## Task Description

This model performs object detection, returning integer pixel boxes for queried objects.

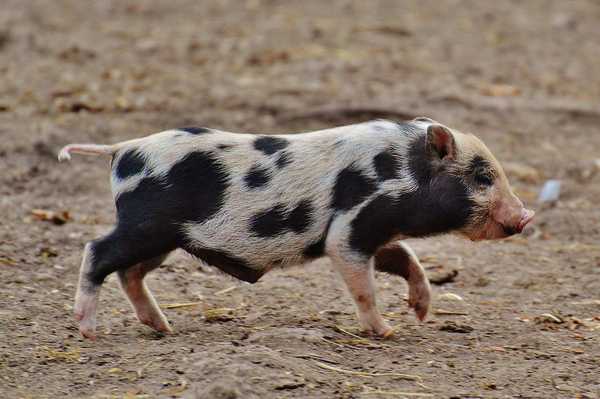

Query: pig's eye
[474,171,494,186]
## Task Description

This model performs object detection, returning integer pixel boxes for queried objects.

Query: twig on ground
[160,302,202,309]
[334,325,367,340]
[321,337,362,350]
[434,309,469,316]
[215,286,238,296]
[314,361,423,382]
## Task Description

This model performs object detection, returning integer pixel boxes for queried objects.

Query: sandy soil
[1,1,600,398]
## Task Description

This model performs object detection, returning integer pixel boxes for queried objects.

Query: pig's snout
[501,208,534,236]
[517,208,535,232]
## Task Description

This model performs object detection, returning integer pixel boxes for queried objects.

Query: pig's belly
[182,207,330,270]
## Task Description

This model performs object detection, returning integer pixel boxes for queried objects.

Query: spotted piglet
[58,118,534,340]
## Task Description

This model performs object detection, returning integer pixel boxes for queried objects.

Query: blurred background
[1,1,600,398]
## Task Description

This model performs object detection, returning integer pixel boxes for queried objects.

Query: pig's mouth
[501,224,519,237]
[467,209,535,241]
[470,222,517,240]
[471,222,507,240]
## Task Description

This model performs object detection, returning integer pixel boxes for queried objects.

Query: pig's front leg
[329,255,393,337]
[374,241,431,321]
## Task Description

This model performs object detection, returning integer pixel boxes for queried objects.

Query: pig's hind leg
[118,254,172,333]
[74,228,177,340]
[74,242,99,340]
[374,242,431,321]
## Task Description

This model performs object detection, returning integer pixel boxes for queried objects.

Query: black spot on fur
[349,175,473,256]
[407,135,432,185]
[303,218,333,259]
[254,136,289,155]
[244,164,271,189]
[115,151,229,241]
[302,237,325,259]
[303,237,326,258]
[331,166,377,211]
[250,205,288,237]
[374,245,411,279]
[348,195,397,257]
[179,127,211,135]
[373,149,400,181]
[85,152,230,285]
[287,199,314,234]
[275,151,293,169]
[88,227,176,285]
[165,152,230,221]
[115,149,146,179]
[217,144,233,151]
[184,246,263,283]
[250,200,315,237]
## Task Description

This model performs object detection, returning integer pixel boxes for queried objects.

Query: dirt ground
[1,1,600,398]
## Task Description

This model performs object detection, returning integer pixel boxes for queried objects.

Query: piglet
[59,118,534,340]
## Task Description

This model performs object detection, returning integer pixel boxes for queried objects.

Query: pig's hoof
[413,302,429,322]
[80,328,97,341]
[150,320,173,333]
[139,315,172,333]
[79,320,97,341]
[408,281,431,322]
[372,323,394,338]
[75,307,98,340]
[381,327,395,339]
[361,322,394,338]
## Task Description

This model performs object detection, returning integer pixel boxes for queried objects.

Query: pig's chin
[465,220,510,241]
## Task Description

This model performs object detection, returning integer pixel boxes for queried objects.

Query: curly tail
[58,143,120,162]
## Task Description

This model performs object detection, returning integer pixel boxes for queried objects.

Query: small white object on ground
[437,293,464,301]
[538,179,561,203]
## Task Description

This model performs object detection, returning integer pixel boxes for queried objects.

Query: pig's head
[410,118,534,241]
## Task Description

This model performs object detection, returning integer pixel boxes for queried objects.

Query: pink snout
[503,208,535,236]
[478,200,535,240]
[516,208,535,233]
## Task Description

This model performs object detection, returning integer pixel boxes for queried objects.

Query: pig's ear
[426,124,457,160]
